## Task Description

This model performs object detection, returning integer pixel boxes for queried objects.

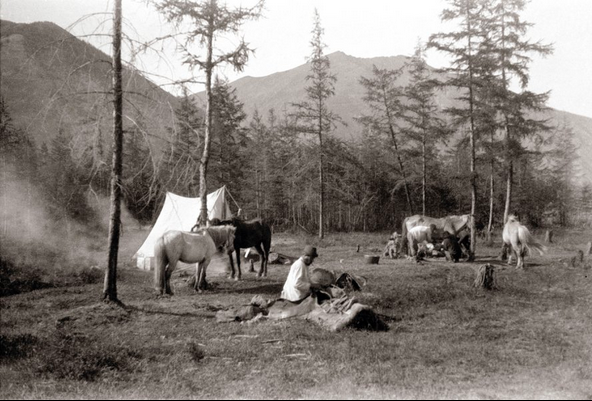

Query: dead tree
[103,0,123,304]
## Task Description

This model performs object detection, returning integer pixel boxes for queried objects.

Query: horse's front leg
[165,259,177,295]
[253,244,267,278]
[508,247,516,267]
[227,252,236,280]
[500,243,509,261]
[195,259,211,292]
[517,248,525,269]
[235,251,242,281]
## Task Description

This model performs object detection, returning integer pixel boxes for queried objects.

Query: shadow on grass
[473,257,509,266]
[124,304,217,319]
[228,282,284,296]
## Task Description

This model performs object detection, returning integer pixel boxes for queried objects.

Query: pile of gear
[384,230,471,263]
[215,268,387,332]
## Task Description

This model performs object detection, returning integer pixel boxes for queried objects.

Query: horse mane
[203,226,235,248]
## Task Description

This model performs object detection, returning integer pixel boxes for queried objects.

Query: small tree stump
[585,242,592,256]
[474,264,497,290]
[570,250,585,268]
[544,230,553,244]
[570,256,578,268]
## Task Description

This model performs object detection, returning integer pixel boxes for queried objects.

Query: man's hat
[303,245,319,258]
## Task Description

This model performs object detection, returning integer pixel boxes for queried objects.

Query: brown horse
[212,217,272,280]
[154,226,236,295]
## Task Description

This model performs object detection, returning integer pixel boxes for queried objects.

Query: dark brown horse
[212,217,272,280]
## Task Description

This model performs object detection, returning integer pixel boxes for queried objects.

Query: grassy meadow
[1,227,591,399]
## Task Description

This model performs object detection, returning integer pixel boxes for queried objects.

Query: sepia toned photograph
[1,0,591,398]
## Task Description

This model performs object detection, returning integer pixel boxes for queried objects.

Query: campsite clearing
[1,229,591,399]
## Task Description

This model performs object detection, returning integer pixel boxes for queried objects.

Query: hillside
[194,51,592,185]
[0,20,179,153]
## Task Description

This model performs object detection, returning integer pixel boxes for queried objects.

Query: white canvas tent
[135,186,232,270]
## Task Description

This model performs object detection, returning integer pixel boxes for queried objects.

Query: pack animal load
[401,214,470,256]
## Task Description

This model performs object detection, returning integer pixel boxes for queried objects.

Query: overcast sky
[2,0,591,118]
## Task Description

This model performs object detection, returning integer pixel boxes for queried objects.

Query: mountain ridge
[0,19,179,154]
[193,51,592,184]
[1,20,590,186]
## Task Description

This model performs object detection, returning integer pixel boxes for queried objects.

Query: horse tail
[154,236,168,293]
[518,227,547,256]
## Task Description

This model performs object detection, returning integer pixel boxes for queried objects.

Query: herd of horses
[392,213,546,267]
[153,212,546,296]
[154,218,272,295]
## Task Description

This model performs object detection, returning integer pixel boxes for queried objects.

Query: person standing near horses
[280,246,319,302]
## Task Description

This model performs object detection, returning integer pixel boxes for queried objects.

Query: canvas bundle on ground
[215,273,386,332]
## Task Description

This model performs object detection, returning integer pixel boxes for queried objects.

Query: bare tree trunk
[487,130,495,245]
[319,127,325,239]
[500,5,512,258]
[256,168,261,218]
[466,3,477,262]
[103,0,123,303]
[422,131,427,216]
[487,169,494,244]
[198,28,214,227]
[388,123,414,215]
[503,157,513,224]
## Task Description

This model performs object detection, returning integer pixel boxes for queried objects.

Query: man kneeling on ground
[280,246,319,302]
[442,231,462,263]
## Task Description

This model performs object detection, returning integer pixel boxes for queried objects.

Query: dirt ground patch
[1,229,591,399]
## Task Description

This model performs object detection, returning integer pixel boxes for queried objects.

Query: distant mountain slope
[0,20,179,153]
[194,51,591,185]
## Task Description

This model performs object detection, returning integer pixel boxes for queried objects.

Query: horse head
[507,214,519,223]
[452,214,471,233]
[223,226,236,254]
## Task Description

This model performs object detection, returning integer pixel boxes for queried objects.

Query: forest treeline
[1,78,590,237]
[2,0,592,247]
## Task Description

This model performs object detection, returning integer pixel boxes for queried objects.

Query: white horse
[502,215,546,269]
[407,225,435,257]
[154,226,236,295]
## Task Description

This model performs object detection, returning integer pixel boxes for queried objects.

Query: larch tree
[156,0,264,227]
[487,0,552,228]
[428,0,492,261]
[160,89,203,196]
[358,66,414,215]
[248,109,269,218]
[403,43,449,216]
[210,76,247,199]
[103,0,123,303]
[291,9,341,239]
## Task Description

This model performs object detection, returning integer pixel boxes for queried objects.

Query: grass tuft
[33,331,141,382]
[0,333,38,362]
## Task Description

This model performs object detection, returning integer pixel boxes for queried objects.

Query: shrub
[0,256,52,297]
[77,266,104,284]
[186,342,206,363]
